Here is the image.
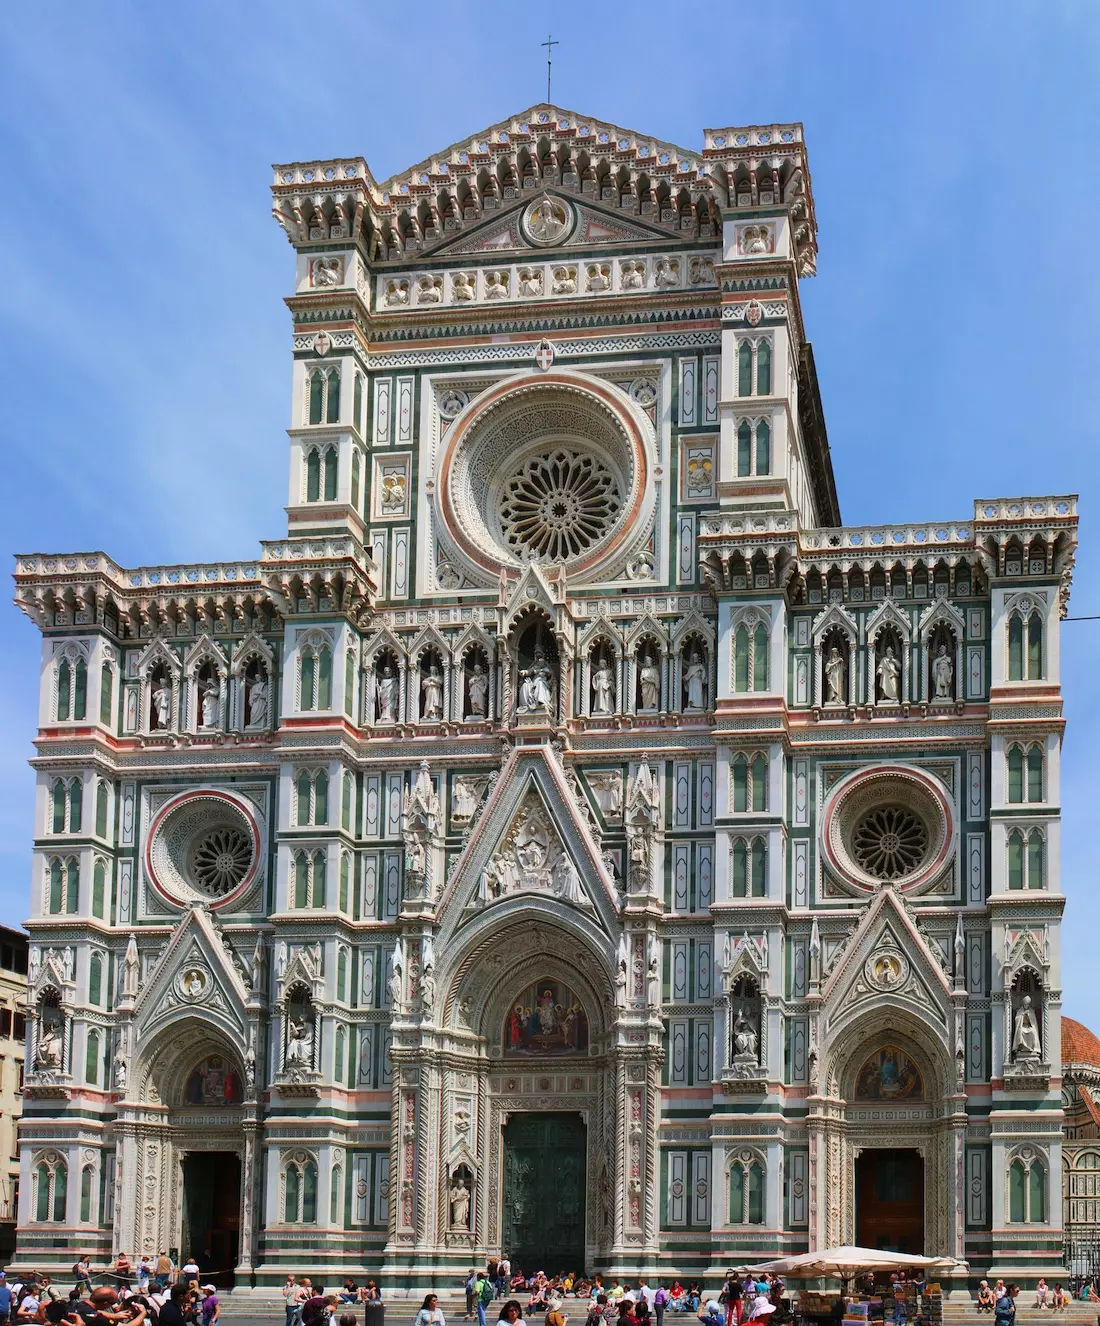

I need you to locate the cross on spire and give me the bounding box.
[540,33,559,105]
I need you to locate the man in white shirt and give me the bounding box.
[638,1284,656,1313]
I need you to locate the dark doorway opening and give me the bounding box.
[502,1112,585,1274]
[855,1148,924,1254]
[181,1151,241,1287]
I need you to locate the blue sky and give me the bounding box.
[1,3,1098,1015]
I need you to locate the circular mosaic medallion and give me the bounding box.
[145,790,261,909]
[521,193,573,246]
[820,764,953,894]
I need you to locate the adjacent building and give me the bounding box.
[9,106,1080,1287]
[0,925,28,1263]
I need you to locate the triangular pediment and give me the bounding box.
[134,904,250,1049]
[437,747,619,943]
[431,192,675,258]
[821,888,953,1039]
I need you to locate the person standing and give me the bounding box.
[283,1276,305,1326]
[487,1264,499,1304]
[476,1274,494,1326]
[0,1273,12,1326]
[415,1295,446,1326]
[994,1286,1018,1326]
[200,1287,219,1326]
[654,1286,669,1326]
[153,1254,172,1293]
[498,1261,511,1302]
[465,1273,477,1322]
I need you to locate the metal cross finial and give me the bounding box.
[541,33,559,104]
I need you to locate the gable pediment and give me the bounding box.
[436,747,619,944]
[822,888,953,1037]
[134,904,250,1047]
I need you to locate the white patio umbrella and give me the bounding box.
[748,1246,955,1279]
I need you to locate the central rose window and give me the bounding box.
[190,825,253,897]
[851,805,929,880]
[500,449,623,561]
[145,790,261,909]
[820,764,954,894]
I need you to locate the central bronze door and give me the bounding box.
[855,1148,924,1254]
[502,1112,586,1273]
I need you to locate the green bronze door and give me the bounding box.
[502,1112,586,1273]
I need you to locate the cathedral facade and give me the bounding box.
[11,108,1078,1289]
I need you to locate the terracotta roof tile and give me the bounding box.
[1063,1016,1100,1067]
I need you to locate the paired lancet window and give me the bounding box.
[733,622,769,692]
[56,654,87,722]
[729,1157,765,1224]
[308,368,340,425]
[1009,1154,1047,1223]
[737,339,772,397]
[47,858,79,914]
[305,444,338,503]
[1008,610,1044,681]
[731,838,767,898]
[292,850,327,909]
[296,770,329,826]
[736,419,771,477]
[731,755,768,813]
[1007,746,1044,804]
[299,639,333,711]
[51,778,83,834]
[1007,829,1045,890]
[284,1155,319,1223]
[34,1154,67,1222]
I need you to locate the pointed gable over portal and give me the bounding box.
[436,745,620,952]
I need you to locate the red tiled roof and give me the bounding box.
[1063,1016,1100,1067]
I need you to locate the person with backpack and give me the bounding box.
[465,1274,478,1322]
[476,1275,495,1326]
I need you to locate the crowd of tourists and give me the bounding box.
[0,1256,222,1326]
[976,1279,1083,1318]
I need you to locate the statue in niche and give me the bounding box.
[466,660,488,719]
[638,652,660,711]
[932,644,954,700]
[684,651,707,711]
[151,678,171,730]
[484,271,508,299]
[824,646,846,704]
[734,1014,758,1058]
[517,649,555,714]
[199,674,221,728]
[654,258,679,288]
[113,1037,128,1091]
[591,654,615,715]
[421,663,443,720]
[1012,994,1042,1059]
[35,1017,62,1070]
[420,964,436,1014]
[451,272,475,301]
[449,1176,471,1229]
[388,939,405,1011]
[244,1041,256,1092]
[587,264,611,292]
[122,934,139,1000]
[376,664,398,722]
[876,643,901,702]
[246,670,268,729]
[284,1015,313,1068]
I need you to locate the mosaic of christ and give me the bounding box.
[854,1044,924,1100]
[504,978,589,1055]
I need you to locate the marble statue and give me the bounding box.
[621,261,644,289]
[825,647,845,704]
[199,677,220,728]
[152,680,171,730]
[420,964,436,1013]
[449,1178,471,1228]
[453,777,480,822]
[587,265,611,293]
[552,267,576,295]
[421,665,443,720]
[654,258,679,288]
[933,644,954,699]
[36,1019,62,1070]
[376,666,398,722]
[466,661,488,718]
[417,277,442,303]
[484,272,508,299]
[451,272,475,300]
[614,959,629,1008]
[684,652,707,710]
[743,226,770,254]
[526,194,568,242]
[517,650,554,713]
[591,656,615,715]
[519,270,542,297]
[247,674,268,729]
[285,1016,313,1068]
[313,257,341,286]
[122,934,139,1000]
[113,1038,127,1091]
[244,1040,257,1092]
[638,653,660,711]
[734,1013,758,1058]
[389,938,405,1010]
[1012,995,1042,1058]
[877,645,901,702]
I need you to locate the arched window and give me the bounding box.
[1030,1160,1047,1222]
[337,948,348,1002]
[1007,747,1024,803]
[732,756,767,813]
[729,1163,744,1222]
[1008,830,1025,890]
[732,839,767,898]
[1027,746,1044,802]
[344,650,355,717]
[331,1164,343,1223]
[752,624,769,691]
[92,860,106,920]
[339,855,350,915]
[1010,1154,1047,1222]
[300,652,316,709]
[747,1161,764,1223]
[318,647,332,708]
[1009,1161,1026,1220]
[325,371,340,425]
[351,450,361,512]
[751,755,767,810]
[734,626,750,692]
[309,370,324,425]
[342,773,353,831]
[73,659,87,720]
[303,1160,318,1222]
[738,341,753,397]
[314,771,329,826]
[65,860,79,914]
[99,663,113,726]
[35,1155,67,1223]
[80,1166,94,1223]
[57,659,71,721]
[299,639,332,712]
[52,780,66,833]
[292,850,328,910]
[296,770,312,826]
[756,419,771,475]
[750,840,767,897]
[284,1163,301,1222]
[1028,613,1044,679]
[306,449,321,502]
[732,757,748,813]
[324,447,338,501]
[729,1158,765,1224]
[89,953,102,1006]
[48,859,62,914]
[95,782,109,838]
[86,1028,100,1085]
[1028,831,1045,890]
[737,422,752,477]
[69,780,82,833]
[353,374,364,433]
[312,851,327,909]
[335,1027,346,1082]
[756,342,771,395]
[293,852,309,909]
[1008,613,1025,680]
[732,840,748,897]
